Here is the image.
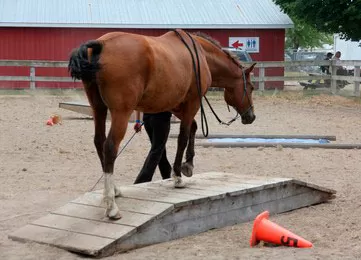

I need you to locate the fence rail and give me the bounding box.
[1,59,360,96]
[245,60,361,96]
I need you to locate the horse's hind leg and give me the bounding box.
[103,111,130,219]
[181,119,197,177]
[84,82,107,170]
[85,82,122,199]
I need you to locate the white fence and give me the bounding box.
[1,59,361,96]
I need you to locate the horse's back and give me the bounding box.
[94,30,210,113]
[139,32,212,111]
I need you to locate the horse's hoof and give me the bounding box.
[106,209,122,220]
[181,162,193,177]
[114,186,122,197]
[108,212,122,220]
[172,174,186,188]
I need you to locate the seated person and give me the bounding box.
[320,52,333,74]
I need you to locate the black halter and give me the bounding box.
[172,29,252,136]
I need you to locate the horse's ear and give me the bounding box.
[245,63,257,74]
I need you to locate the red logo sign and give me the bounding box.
[231,40,244,49]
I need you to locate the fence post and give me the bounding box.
[30,67,35,90]
[354,66,360,97]
[331,61,337,94]
[259,66,265,92]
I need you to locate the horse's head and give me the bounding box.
[193,32,257,125]
[224,63,256,124]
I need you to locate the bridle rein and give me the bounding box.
[172,29,253,136]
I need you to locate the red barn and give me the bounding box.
[0,0,293,89]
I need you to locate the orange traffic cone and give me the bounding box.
[250,211,313,248]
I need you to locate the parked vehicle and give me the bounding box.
[334,35,361,61]
[222,48,253,62]
[284,53,292,61]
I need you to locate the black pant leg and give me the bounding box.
[155,116,171,179]
[150,115,171,179]
[134,115,170,184]
[144,118,153,143]
[158,145,171,180]
[134,119,154,184]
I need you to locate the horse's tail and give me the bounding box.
[68,40,103,82]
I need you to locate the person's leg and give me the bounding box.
[143,117,153,143]
[156,114,172,179]
[134,115,170,184]
[159,147,172,179]
[134,118,156,184]
[152,115,172,179]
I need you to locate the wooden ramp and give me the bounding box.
[59,101,180,123]
[9,172,335,257]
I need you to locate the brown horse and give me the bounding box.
[68,29,256,219]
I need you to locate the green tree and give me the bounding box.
[274,0,361,41]
[286,16,333,50]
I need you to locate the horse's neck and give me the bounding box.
[195,37,241,89]
[206,54,240,89]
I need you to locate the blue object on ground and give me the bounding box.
[207,138,330,144]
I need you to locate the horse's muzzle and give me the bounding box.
[241,110,256,124]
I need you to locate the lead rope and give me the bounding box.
[88,122,144,192]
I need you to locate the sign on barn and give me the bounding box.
[229,37,260,53]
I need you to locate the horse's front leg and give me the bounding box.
[181,119,197,177]
[172,120,192,188]
[103,111,130,219]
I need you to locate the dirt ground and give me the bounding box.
[1,89,361,260]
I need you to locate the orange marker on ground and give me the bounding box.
[250,211,313,248]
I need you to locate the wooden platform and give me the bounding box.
[59,102,180,123]
[9,172,335,257]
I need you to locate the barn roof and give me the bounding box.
[0,0,293,29]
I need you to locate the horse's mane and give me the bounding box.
[192,32,242,66]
